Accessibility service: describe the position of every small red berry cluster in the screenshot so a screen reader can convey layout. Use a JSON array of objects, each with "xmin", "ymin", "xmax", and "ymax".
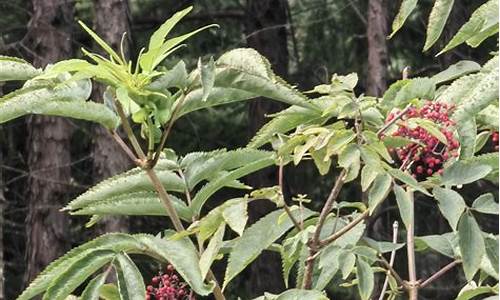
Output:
[
  {"xmin": 385, "ymin": 101, "xmax": 459, "ymax": 179},
  {"xmin": 492, "ymin": 131, "xmax": 499, "ymax": 151},
  {"xmin": 146, "ymin": 264, "xmax": 194, "ymax": 300}
]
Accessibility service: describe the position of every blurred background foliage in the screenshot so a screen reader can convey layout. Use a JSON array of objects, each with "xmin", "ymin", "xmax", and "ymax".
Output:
[{"xmin": 0, "ymin": 0, "xmax": 497, "ymax": 299}]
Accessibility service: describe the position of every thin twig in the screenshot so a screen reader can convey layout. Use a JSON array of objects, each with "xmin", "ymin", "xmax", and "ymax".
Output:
[
  {"xmin": 302, "ymin": 168, "xmax": 347, "ymax": 289},
  {"xmin": 377, "ymin": 104, "xmax": 412, "ymax": 138},
  {"xmin": 406, "ymin": 188, "xmax": 418, "ymax": 300},
  {"xmin": 279, "ymin": 160, "xmax": 302, "ymax": 231},
  {"xmin": 109, "ymin": 130, "xmax": 139, "ymax": 163},
  {"xmin": 114, "ymin": 101, "xmax": 146, "ymax": 160},
  {"xmin": 378, "ymin": 256, "xmax": 405, "ymax": 288},
  {"xmin": 378, "ymin": 221, "xmax": 399, "ymax": 300},
  {"xmin": 151, "ymin": 94, "xmax": 186, "ymax": 168},
  {"xmin": 419, "ymin": 260, "xmax": 461, "ymax": 288},
  {"xmin": 318, "ymin": 210, "xmax": 369, "ymax": 247}
]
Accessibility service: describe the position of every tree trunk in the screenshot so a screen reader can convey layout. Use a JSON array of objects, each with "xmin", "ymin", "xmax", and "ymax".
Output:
[
  {"xmin": 91, "ymin": 0, "xmax": 133, "ymax": 234},
  {"xmin": 245, "ymin": 0, "xmax": 289, "ymax": 295},
  {"xmin": 24, "ymin": 0, "xmax": 74, "ymax": 284},
  {"xmin": 366, "ymin": 0, "xmax": 388, "ymax": 97}
]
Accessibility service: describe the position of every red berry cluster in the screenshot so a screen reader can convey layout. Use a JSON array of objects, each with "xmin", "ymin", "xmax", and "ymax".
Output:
[
  {"xmin": 146, "ymin": 264, "xmax": 194, "ymax": 300},
  {"xmin": 385, "ymin": 102, "xmax": 459, "ymax": 179},
  {"xmin": 492, "ymin": 131, "xmax": 499, "ymax": 151}
]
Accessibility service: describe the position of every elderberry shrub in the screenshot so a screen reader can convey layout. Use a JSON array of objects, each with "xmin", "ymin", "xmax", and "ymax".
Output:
[
  {"xmin": 146, "ymin": 264, "xmax": 194, "ymax": 300},
  {"xmin": 385, "ymin": 101, "xmax": 459, "ymax": 180}
]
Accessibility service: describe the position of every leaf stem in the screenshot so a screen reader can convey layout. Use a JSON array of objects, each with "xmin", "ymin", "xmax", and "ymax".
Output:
[
  {"xmin": 151, "ymin": 93, "xmax": 186, "ymax": 168},
  {"xmin": 419, "ymin": 260, "xmax": 461, "ymax": 289},
  {"xmin": 378, "ymin": 255, "xmax": 405, "ymax": 288},
  {"xmin": 377, "ymin": 104, "xmax": 412, "ymax": 138},
  {"xmin": 109, "ymin": 130, "xmax": 139, "ymax": 163},
  {"xmin": 378, "ymin": 221, "xmax": 399, "ymax": 300},
  {"xmin": 318, "ymin": 210, "xmax": 369, "ymax": 247},
  {"xmin": 114, "ymin": 101, "xmax": 146, "ymax": 160},
  {"xmin": 303, "ymin": 168, "xmax": 347, "ymax": 289},
  {"xmin": 278, "ymin": 160, "xmax": 302, "ymax": 231}
]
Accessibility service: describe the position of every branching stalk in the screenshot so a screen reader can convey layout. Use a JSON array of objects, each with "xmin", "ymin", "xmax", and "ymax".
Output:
[
  {"xmin": 419, "ymin": 260, "xmax": 461, "ymax": 288},
  {"xmin": 318, "ymin": 210, "xmax": 369, "ymax": 247},
  {"xmin": 303, "ymin": 168, "xmax": 347, "ymax": 289}
]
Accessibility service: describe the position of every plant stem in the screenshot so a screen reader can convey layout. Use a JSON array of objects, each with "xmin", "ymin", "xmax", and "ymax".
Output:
[
  {"xmin": 109, "ymin": 130, "xmax": 139, "ymax": 163},
  {"xmin": 318, "ymin": 210, "xmax": 369, "ymax": 247},
  {"xmin": 151, "ymin": 94, "xmax": 186, "ymax": 168},
  {"xmin": 378, "ymin": 256, "xmax": 405, "ymax": 288},
  {"xmin": 406, "ymin": 188, "xmax": 418, "ymax": 300},
  {"xmin": 378, "ymin": 221, "xmax": 399, "ymax": 300},
  {"xmin": 419, "ymin": 260, "xmax": 461, "ymax": 288},
  {"xmin": 303, "ymin": 168, "xmax": 347, "ymax": 289},
  {"xmin": 278, "ymin": 160, "xmax": 302, "ymax": 231},
  {"xmin": 112, "ymin": 100, "xmax": 226, "ymax": 300},
  {"xmin": 377, "ymin": 104, "xmax": 412, "ymax": 138},
  {"xmin": 114, "ymin": 101, "xmax": 146, "ymax": 159}
]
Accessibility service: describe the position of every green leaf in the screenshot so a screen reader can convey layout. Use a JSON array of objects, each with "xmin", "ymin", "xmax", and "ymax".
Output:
[
  {"xmin": 0, "ymin": 55, "xmax": 41, "ymax": 81},
  {"xmin": 423, "ymin": 0, "xmax": 455, "ymax": 51},
  {"xmin": 147, "ymin": 6, "xmax": 193, "ymax": 51},
  {"xmin": 433, "ymin": 187, "xmax": 466, "ymax": 230},
  {"xmin": 466, "ymin": 153, "xmax": 499, "ymax": 183},
  {"xmin": 472, "ymin": 193, "xmax": 499, "ymax": 215},
  {"xmin": 484, "ymin": 235, "xmax": 499, "ymax": 274},
  {"xmin": 199, "ymin": 224, "xmax": 225, "ymax": 280},
  {"xmin": 339, "ymin": 252, "xmax": 356, "ymax": 279},
  {"xmin": 223, "ymin": 208, "xmax": 316, "ymax": 290},
  {"xmin": 361, "ymin": 165, "xmax": 379, "ymax": 192},
  {"xmin": 390, "ymin": 0, "xmax": 419, "ymax": 38},
  {"xmin": 0, "ymin": 79, "xmax": 119, "ymax": 129},
  {"xmin": 356, "ymin": 257, "xmax": 374, "ymax": 300},
  {"xmin": 456, "ymin": 117, "xmax": 477, "ymax": 159},
  {"xmin": 456, "ymin": 285, "xmax": 498, "ymax": 300},
  {"xmin": 415, "ymin": 234, "xmax": 456, "ymax": 258},
  {"xmin": 439, "ymin": 0, "xmax": 499, "ymax": 55},
  {"xmin": 272, "ymin": 289, "xmax": 329, "ymax": 300},
  {"xmin": 43, "ymin": 250, "xmax": 116, "ymax": 300},
  {"xmin": 458, "ymin": 212, "xmax": 486, "ymax": 281},
  {"xmin": 65, "ymin": 162, "xmax": 184, "ymax": 211},
  {"xmin": 368, "ymin": 173, "xmax": 392, "ymax": 214},
  {"xmin": 199, "ymin": 56, "xmax": 216, "ymax": 102},
  {"xmin": 17, "ymin": 234, "xmax": 144, "ymax": 300},
  {"xmin": 386, "ymin": 167, "xmax": 430, "ymax": 196},
  {"xmin": 114, "ymin": 253, "xmax": 145, "ymax": 300},
  {"xmin": 178, "ymin": 48, "xmax": 317, "ymax": 118},
  {"xmin": 364, "ymin": 237, "xmax": 405, "ymax": 254},
  {"xmin": 98, "ymin": 284, "xmax": 120, "ymax": 300},
  {"xmin": 381, "ymin": 78, "xmax": 435, "ymax": 110},
  {"xmin": 78, "ymin": 21, "xmax": 124, "ymax": 65},
  {"xmin": 135, "ymin": 234, "xmax": 214, "ymax": 295},
  {"xmin": 431, "ymin": 60, "xmax": 481, "ymax": 84},
  {"xmin": 393, "ymin": 185, "xmax": 413, "ymax": 229},
  {"xmin": 222, "ymin": 198, "xmax": 248, "ymax": 235},
  {"xmin": 148, "ymin": 60, "xmax": 188, "ymax": 91},
  {"xmin": 70, "ymin": 191, "xmax": 192, "ymax": 221},
  {"xmin": 409, "ymin": 118, "xmax": 448, "ymax": 144},
  {"xmin": 81, "ymin": 271, "xmax": 109, "ymax": 300},
  {"xmin": 441, "ymin": 160, "xmax": 492, "ymax": 186},
  {"xmin": 191, "ymin": 155, "xmax": 275, "ymax": 216},
  {"xmin": 316, "ymin": 246, "xmax": 340, "ymax": 290}
]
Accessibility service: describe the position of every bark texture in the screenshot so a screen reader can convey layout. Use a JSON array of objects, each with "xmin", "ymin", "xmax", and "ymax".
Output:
[
  {"xmin": 24, "ymin": 0, "xmax": 74, "ymax": 284},
  {"xmin": 91, "ymin": 0, "xmax": 133, "ymax": 234},
  {"xmin": 366, "ymin": 0, "xmax": 388, "ymax": 97},
  {"xmin": 245, "ymin": 0, "xmax": 289, "ymax": 295}
]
